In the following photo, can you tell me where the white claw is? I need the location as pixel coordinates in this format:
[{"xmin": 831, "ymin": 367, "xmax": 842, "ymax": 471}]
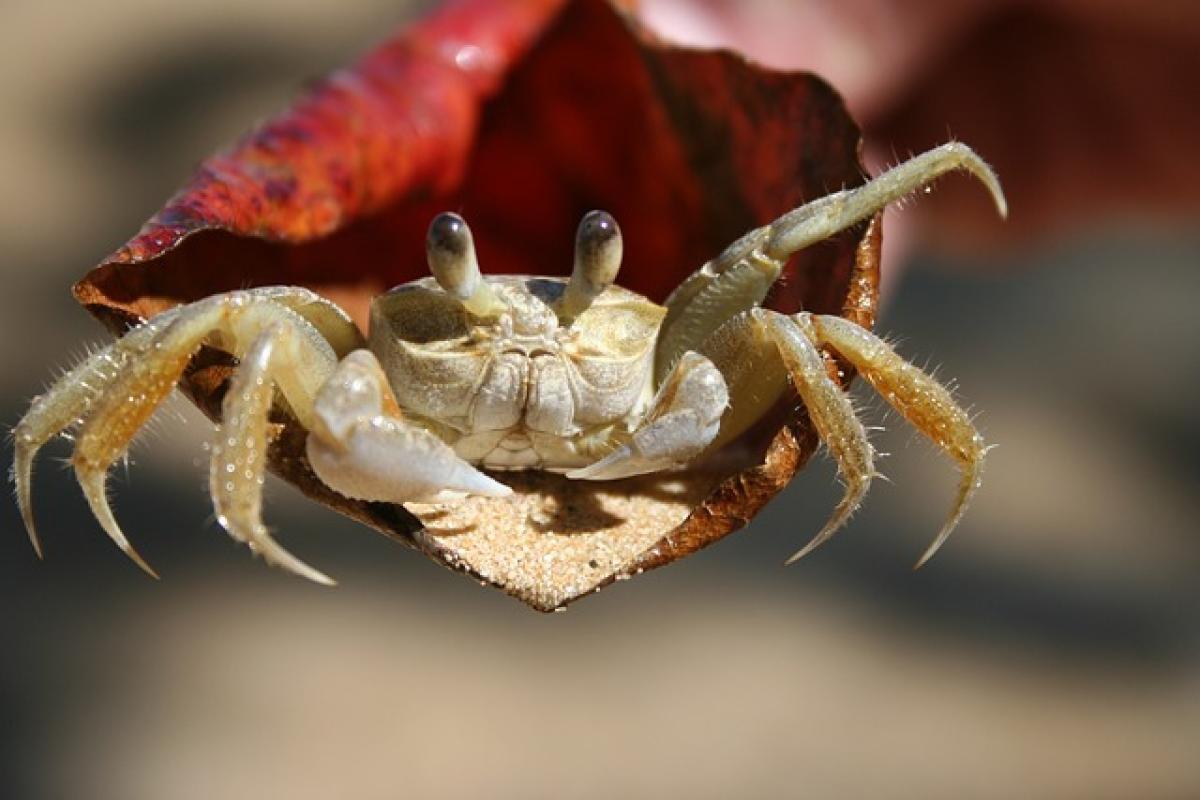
[
  {"xmin": 308, "ymin": 419, "xmax": 511, "ymax": 504},
  {"xmin": 446, "ymin": 461, "xmax": 514, "ymax": 498},
  {"xmin": 567, "ymin": 444, "xmax": 659, "ymax": 482},
  {"xmin": 308, "ymin": 349, "xmax": 512, "ymax": 504},
  {"xmin": 570, "ymin": 353, "xmax": 727, "ymax": 482}
]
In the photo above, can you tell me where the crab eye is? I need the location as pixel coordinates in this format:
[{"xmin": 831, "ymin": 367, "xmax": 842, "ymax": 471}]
[
  {"xmin": 426, "ymin": 212, "xmax": 504, "ymax": 317},
  {"xmin": 560, "ymin": 210, "xmax": 623, "ymax": 321},
  {"xmin": 426, "ymin": 212, "xmax": 476, "ymax": 292}
]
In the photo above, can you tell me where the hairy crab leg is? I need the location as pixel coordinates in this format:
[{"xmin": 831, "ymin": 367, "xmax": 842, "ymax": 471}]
[
  {"xmin": 306, "ymin": 350, "xmax": 511, "ymax": 503},
  {"xmin": 211, "ymin": 323, "xmax": 337, "ymax": 585},
  {"xmin": 13, "ymin": 288, "xmax": 349, "ymax": 577},
  {"xmin": 699, "ymin": 307, "xmax": 983, "ymax": 564},
  {"xmin": 762, "ymin": 142, "xmax": 1005, "ymax": 259},
  {"xmin": 720, "ymin": 310, "xmax": 877, "ymax": 563},
  {"xmin": 568, "ymin": 351, "xmax": 728, "ymax": 481},
  {"xmin": 657, "ymin": 142, "xmax": 1006, "ymax": 381},
  {"xmin": 806, "ymin": 313, "xmax": 987, "ymax": 567},
  {"xmin": 69, "ymin": 310, "xmax": 231, "ymax": 576},
  {"xmin": 12, "ymin": 318, "xmax": 172, "ymax": 557}
]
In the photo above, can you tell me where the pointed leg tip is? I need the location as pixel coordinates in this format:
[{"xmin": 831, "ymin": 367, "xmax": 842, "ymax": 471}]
[
  {"xmin": 984, "ymin": 179, "xmax": 1009, "ymax": 220},
  {"xmin": 264, "ymin": 538, "xmax": 336, "ymax": 586},
  {"xmin": 14, "ymin": 443, "xmax": 43, "ymax": 558},
  {"xmin": 77, "ymin": 464, "xmax": 162, "ymax": 578},
  {"xmin": 284, "ymin": 558, "xmax": 336, "ymax": 587},
  {"xmin": 958, "ymin": 145, "xmax": 1007, "ymax": 219},
  {"xmin": 20, "ymin": 516, "xmax": 45, "ymax": 559},
  {"xmin": 784, "ymin": 493, "xmax": 866, "ymax": 567},
  {"xmin": 912, "ymin": 462, "xmax": 980, "ymax": 568},
  {"xmin": 912, "ymin": 548, "xmax": 938, "ymax": 571},
  {"xmin": 221, "ymin": 515, "xmax": 335, "ymax": 586},
  {"xmin": 260, "ymin": 534, "xmax": 335, "ymax": 586},
  {"xmin": 783, "ymin": 548, "xmax": 811, "ymax": 567},
  {"xmin": 932, "ymin": 141, "xmax": 1007, "ymax": 220},
  {"xmin": 912, "ymin": 517, "xmax": 962, "ymax": 571},
  {"xmin": 994, "ymin": 194, "xmax": 1010, "ymax": 220},
  {"xmin": 121, "ymin": 542, "xmax": 161, "ymax": 579},
  {"xmin": 784, "ymin": 528, "xmax": 833, "ymax": 566}
]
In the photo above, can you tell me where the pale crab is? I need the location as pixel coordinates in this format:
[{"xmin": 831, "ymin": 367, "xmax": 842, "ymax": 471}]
[{"xmin": 14, "ymin": 142, "xmax": 1004, "ymax": 585}]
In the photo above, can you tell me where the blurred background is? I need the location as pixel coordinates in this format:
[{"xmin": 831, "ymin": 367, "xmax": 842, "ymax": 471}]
[{"xmin": 2, "ymin": 0, "xmax": 1197, "ymax": 797}]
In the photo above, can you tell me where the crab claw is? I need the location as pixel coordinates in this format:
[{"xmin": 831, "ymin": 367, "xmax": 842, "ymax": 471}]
[
  {"xmin": 568, "ymin": 352, "xmax": 727, "ymax": 481},
  {"xmin": 306, "ymin": 350, "xmax": 511, "ymax": 504}
]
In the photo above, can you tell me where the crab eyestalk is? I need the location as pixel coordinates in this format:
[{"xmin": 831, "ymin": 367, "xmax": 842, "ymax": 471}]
[
  {"xmin": 426, "ymin": 212, "xmax": 506, "ymax": 317},
  {"xmin": 559, "ymin": 210, "xmax": 623, "ymax": 322}
]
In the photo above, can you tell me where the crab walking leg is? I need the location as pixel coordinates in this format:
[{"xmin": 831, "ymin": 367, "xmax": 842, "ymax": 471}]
[
  {"xmin": 806, "ymin": 313, "xmax": 987, "ymax": 567},
  {"xmin": 72, "ymin": 298, "xmax": 339, "ymax": 576},
  {"xmin": 568, "ymin": 351, "xmax": 728, "ymax": 481},
  {"xmin": 210, "ymin": 324, "xmax": 337, "ymax": 585},
  {"xmin": 68, "ymin": 312, "xmax": 232, "ymax": 576},
  {"xmin": 754, "ymin": 310, "xmax": 877, "ymax": 563},
  {"xmin": 657, "ymin": 142, "xmax": 1006, "ymax": 381},
  {"xmin": 306, "ymin": 350, "xmax": 512, "ymax": 504},
  {"xmin": 12, "ymin": 317, "xmax": 174, "ymax": 558},
  {"xmin": 14, "ymin": 289, "xmax": 346, "ymax": 575},
  {"xmin": 763, "ymin": 142, "xmax": 1006, "ymax": 259}
]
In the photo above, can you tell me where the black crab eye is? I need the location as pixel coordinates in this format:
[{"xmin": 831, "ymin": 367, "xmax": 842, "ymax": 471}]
[
  {"xmin": 576, "ymin": 210, "xmax": 621, "ymax": 266},
  {"xmin": 427, "ymin": 212, "xmax": 471, "ymax": 261},
  {"xmin": 575, "ymin": 210, "xmax": 622, "ymax": 286},
  {"xmin": 427, "ymin": 211, "xmax": 479, "ymax": 296}
]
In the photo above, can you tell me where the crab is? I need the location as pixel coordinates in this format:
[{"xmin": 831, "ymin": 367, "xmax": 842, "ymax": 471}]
[{"xmin": 13, "ymin": 142, "xmax": 1005, "ymax": 585}]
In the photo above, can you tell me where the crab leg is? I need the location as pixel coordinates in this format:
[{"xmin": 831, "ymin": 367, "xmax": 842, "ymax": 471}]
[
  {"xmin": 81, "ymin": 298, "xmax": 339, "ymax": 576},
  {"xmin": 12, "ymin": 317, "xmax": 172, "ymax": 562},
  {"xmin": 657, "ymin": 142, "xmax": 1006, "ymax": 381},
  {"xmin": 762, "ymin": 142, "xmax": 1005, "ymax": 259},
  {"xmin": 211, "ymin": 323, "xmax": 337, "ymax": 585},
  {"xmin": 698, "ymin": 309, "xmax": 876, "ymax": 562},
  {"xmin": 568, "ymin": 351, "xmax": 728, "ymax": 481},
  {"xmin": 13, "ymin": 288, "xmax": 351, "ymax": 577},
  {"xmin": 69, "ymin": 312, "xmax": 215, "ymax": 576},
  {"xmin": 305, "ymin": 350, "xmax": 511, "ymax": 504},
  {"xmin": 806, "ymin": 313, "xmax": 987, "ymax": 567},
  {"xmin": 699, "ymin": 307, "xmax": 983, "ymax": 565},
  {"xmin": 763, "ymin": 311, "xmax": 880, "ymax": 563}
]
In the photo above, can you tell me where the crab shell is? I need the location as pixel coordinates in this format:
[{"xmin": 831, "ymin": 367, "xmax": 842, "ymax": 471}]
[{"xmin": 68, "ymin": 0, "xmax": 881, "ymax": 610}]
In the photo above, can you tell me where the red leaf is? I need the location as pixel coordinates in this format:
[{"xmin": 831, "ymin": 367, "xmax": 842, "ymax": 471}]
[{"xmin": 71, "ymin": 0, "xmax": 879, "ymax": 609}]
